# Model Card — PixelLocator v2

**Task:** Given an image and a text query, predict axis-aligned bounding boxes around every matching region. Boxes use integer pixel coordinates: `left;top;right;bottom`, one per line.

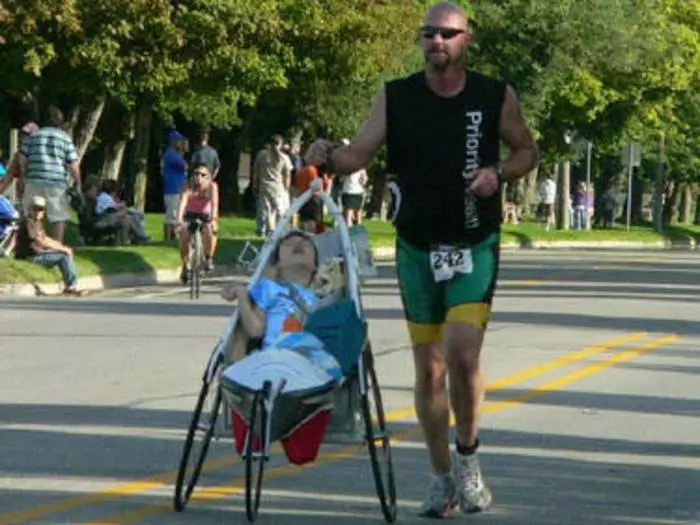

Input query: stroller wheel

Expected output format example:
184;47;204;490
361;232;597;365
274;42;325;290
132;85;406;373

361;346;398;523
174;356;223;512
245;386;269;522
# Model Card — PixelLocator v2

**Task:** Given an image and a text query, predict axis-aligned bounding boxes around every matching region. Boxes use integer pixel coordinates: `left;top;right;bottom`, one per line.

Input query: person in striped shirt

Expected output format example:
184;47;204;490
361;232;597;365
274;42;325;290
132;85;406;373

18;106;81;243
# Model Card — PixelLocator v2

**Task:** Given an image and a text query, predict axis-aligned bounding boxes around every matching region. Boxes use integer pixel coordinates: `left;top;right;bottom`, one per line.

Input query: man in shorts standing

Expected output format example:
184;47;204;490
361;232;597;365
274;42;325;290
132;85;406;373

18;107;81;243
307;1;539;517
162;131;188;241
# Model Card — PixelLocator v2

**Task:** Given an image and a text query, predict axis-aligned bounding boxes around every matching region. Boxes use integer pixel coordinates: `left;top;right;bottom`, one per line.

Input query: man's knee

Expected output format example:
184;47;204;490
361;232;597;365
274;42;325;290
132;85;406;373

444;319;485;373
413;341;447;395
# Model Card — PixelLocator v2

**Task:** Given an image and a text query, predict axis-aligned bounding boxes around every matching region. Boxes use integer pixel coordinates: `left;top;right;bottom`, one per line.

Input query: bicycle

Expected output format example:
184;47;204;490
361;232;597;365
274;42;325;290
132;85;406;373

184;212;211;300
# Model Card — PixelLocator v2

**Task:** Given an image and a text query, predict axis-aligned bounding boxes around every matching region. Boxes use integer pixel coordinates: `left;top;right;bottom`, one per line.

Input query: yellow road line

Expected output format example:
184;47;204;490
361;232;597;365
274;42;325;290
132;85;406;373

383;332;648;421
0;332;650;524
86;333;679;525
487;334;681;412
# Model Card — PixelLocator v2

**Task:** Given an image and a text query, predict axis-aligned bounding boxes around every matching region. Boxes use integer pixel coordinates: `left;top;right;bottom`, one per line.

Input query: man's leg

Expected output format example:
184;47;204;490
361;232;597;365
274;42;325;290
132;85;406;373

34;251;79;291
443;235;500;514
396;236;456;517
50;221;66;243
44;187;70;243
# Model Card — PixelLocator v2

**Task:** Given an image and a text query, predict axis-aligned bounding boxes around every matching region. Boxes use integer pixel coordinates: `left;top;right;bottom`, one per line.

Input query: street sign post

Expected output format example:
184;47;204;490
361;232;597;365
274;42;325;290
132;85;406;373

622;142;641;231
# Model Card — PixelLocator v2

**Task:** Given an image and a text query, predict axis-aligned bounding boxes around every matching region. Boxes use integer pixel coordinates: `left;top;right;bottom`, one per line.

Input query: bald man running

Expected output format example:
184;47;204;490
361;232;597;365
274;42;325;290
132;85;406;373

308;2;539;517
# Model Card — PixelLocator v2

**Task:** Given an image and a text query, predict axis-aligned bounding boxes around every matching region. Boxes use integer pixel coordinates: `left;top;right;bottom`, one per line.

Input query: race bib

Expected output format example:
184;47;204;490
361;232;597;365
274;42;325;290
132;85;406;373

429;246;473;282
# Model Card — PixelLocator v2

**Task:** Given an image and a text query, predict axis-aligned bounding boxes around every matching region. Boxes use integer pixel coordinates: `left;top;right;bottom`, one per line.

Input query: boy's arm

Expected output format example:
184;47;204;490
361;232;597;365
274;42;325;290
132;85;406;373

236;288;266;338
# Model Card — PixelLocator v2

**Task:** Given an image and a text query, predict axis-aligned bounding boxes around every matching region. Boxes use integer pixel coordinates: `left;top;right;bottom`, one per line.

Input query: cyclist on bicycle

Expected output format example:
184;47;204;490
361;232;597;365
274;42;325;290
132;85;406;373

177;163;219;284
221;230;319;350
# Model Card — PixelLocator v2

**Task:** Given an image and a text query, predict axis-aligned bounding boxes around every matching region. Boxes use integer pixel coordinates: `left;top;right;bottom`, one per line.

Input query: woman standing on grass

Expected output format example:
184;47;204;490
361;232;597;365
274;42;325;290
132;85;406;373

176;164;219;283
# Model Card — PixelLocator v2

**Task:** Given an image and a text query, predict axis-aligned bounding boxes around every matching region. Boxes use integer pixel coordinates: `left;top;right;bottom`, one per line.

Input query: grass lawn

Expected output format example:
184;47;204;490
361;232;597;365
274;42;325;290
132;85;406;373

0;213;695;285
0;213;398;285
500;222;666;244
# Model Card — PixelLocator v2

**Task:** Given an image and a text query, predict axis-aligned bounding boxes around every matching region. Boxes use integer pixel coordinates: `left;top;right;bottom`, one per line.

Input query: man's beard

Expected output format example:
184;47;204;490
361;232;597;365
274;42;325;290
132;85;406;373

425;47;464;71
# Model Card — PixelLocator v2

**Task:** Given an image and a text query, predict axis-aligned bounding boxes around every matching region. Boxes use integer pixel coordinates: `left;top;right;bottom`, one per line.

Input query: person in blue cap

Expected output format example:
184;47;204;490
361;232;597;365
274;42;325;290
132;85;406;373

162;130;188;241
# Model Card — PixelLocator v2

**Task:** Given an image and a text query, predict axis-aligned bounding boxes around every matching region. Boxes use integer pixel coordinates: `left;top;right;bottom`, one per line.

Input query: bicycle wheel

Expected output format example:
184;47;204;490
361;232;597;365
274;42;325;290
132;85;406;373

190;230;202;300
173;356;223;512
245;387;268;522
360;345;397;523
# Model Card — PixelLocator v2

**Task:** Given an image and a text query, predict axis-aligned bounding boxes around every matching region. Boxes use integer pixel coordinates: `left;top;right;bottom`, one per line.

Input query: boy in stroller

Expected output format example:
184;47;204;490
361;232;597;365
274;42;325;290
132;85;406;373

221;229;321;349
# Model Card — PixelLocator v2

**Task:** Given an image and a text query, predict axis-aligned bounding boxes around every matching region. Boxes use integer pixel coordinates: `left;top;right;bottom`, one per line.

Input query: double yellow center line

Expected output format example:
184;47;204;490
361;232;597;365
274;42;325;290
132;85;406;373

0;331;679;524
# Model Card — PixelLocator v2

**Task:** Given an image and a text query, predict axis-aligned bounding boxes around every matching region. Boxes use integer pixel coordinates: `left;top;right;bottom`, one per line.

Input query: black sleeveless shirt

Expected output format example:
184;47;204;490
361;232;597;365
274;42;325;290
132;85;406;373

385;70;507;249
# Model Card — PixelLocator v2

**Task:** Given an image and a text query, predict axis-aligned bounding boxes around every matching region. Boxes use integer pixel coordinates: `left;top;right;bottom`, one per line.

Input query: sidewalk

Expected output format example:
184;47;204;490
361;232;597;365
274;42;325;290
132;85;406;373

1;239;695;297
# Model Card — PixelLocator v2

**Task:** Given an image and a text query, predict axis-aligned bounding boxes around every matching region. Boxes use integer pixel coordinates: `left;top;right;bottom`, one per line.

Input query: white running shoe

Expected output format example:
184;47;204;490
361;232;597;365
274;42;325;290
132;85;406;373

418;473;458;519
454;451;493;513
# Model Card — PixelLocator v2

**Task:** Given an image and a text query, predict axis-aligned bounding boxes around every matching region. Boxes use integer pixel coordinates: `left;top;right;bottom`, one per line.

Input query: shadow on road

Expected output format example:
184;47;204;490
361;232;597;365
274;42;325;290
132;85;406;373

1;415;698;524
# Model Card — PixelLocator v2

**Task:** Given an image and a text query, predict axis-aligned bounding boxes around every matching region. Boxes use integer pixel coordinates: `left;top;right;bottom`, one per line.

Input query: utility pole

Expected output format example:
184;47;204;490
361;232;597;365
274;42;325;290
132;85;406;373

653;133;666;234
585;141;592;230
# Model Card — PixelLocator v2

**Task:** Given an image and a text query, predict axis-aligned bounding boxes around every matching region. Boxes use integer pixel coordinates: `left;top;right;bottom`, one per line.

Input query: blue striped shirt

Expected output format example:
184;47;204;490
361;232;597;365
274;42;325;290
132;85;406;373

21;127;78;187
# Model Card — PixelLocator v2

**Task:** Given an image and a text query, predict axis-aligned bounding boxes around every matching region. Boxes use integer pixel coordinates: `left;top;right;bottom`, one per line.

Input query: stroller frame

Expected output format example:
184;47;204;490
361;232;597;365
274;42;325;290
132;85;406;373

173;178;397;523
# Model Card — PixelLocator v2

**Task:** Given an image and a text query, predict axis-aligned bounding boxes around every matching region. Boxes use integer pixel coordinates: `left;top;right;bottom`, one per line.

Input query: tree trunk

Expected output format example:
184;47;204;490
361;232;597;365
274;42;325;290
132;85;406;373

65;96;107;161
130;100;153;212
522;167;538;219
631;170;646;223
218;127;247;213
667;182;682;224
694;189;700;225
557;161;570;230
679;183;693;224
99;101;134;181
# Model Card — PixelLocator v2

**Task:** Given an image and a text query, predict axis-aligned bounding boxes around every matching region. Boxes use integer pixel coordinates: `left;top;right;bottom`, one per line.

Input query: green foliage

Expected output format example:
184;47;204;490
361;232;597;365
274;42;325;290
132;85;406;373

2;0;700;188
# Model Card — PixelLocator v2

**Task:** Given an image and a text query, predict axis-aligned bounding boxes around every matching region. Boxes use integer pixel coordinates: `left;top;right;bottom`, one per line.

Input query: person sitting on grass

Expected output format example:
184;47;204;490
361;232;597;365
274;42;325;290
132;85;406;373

177;163;219;283
14;195;86;296
96;179;150;243
221;230;320;350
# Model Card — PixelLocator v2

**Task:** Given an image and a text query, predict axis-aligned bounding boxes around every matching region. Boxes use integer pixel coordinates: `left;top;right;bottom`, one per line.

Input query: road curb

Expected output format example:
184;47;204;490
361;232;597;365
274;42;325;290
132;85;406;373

0;241;694;297
0;268;182;297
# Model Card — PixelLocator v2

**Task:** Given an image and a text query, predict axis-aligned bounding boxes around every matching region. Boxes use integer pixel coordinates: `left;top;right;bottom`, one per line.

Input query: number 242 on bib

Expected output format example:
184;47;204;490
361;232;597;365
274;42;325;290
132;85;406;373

429;247;473;282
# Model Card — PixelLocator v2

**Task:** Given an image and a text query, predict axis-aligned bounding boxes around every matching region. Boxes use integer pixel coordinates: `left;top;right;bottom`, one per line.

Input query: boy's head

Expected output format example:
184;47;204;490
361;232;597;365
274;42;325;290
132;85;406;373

272;230;319;284
101;179;120;195
83;175;101;198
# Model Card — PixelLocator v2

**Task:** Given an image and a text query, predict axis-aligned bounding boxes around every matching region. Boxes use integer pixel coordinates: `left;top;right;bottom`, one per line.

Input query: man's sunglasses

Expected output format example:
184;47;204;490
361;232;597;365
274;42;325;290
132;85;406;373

420;26;465;40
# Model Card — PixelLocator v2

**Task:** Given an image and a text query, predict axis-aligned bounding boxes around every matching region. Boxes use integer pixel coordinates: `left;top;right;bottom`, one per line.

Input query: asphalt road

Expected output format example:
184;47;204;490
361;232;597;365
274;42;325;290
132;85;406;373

0;249;699;524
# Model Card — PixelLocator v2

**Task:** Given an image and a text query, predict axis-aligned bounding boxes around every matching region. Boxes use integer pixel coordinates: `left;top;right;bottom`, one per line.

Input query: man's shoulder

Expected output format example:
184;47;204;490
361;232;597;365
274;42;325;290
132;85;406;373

467;70;509;101
385;71;424;91
38;127;73;142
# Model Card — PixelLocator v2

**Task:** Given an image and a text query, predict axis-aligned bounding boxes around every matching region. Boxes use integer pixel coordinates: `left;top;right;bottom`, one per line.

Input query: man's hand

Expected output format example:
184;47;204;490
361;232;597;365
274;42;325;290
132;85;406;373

304;139;335;166
465;167;500;198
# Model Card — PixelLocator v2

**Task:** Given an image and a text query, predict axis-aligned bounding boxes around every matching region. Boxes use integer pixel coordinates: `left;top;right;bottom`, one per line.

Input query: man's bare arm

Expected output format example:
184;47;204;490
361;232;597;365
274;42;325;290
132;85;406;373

69;162;82;188
35;229;71;254
330;88;387;175
498;85;539;181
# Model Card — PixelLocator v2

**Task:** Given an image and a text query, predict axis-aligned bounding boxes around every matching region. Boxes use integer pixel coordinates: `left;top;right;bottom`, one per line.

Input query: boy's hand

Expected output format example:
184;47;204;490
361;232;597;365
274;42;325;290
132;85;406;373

221;284;248;302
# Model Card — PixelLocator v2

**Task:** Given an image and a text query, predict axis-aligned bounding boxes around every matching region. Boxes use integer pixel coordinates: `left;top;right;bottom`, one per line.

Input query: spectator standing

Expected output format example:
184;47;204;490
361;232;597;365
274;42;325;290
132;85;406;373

190;130;221;179
537;173;557;231
251;135;293;236
0;122;39;199
572;181;587;230
339;140;368;226
162;130;188;241
18;108;81;243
